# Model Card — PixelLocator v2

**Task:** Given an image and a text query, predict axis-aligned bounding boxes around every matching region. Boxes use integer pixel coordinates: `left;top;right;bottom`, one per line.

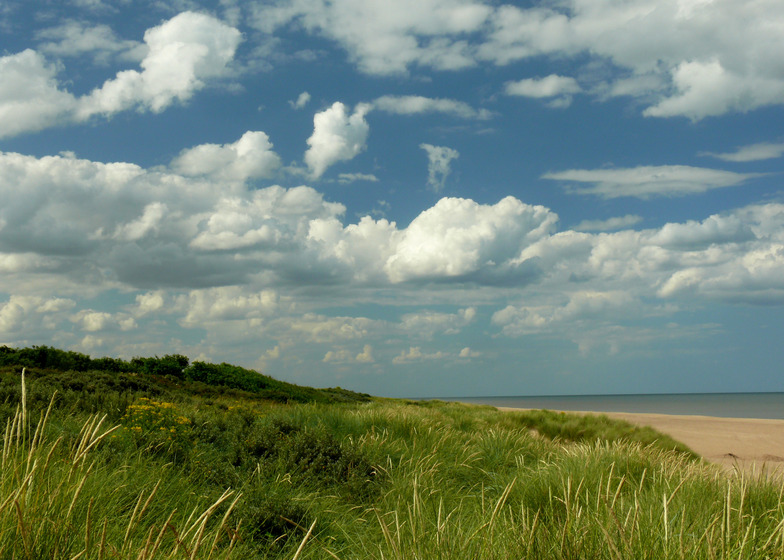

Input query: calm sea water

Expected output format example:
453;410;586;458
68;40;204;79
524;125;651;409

440;393;784;419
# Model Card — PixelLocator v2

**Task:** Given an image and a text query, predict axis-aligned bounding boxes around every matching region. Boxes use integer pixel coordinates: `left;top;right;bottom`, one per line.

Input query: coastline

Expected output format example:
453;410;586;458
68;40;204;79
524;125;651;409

498;407;784;475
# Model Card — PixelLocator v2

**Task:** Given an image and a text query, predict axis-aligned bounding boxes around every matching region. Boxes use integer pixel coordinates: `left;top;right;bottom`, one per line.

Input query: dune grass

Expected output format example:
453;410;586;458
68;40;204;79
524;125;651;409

3;366;784;559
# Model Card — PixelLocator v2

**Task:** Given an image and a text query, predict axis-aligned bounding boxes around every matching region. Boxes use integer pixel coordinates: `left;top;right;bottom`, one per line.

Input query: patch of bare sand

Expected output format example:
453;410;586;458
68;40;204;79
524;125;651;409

498;407;784;477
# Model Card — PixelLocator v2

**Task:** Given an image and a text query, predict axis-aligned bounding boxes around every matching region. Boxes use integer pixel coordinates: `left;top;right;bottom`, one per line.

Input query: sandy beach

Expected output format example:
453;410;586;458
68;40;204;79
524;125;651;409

500;407;784;476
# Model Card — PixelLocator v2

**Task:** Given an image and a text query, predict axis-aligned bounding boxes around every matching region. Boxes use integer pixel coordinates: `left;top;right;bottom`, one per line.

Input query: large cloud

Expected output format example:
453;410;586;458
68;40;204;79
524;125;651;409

0;50;78;139
2;145;784;374
3;144;784;370
251;0;492;75
0;146;341;292
0;295;76;345
256;0;784;119
384;196;557;282
3;147;784;305
0;12;241;138
490;204;784;355
78;11;241;116
482;1;784;119
1;146;559;292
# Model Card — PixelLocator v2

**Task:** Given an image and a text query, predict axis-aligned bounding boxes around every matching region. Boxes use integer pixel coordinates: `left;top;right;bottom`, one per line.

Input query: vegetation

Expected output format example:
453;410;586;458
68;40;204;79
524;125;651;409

2;346;784;559
0;344;372;404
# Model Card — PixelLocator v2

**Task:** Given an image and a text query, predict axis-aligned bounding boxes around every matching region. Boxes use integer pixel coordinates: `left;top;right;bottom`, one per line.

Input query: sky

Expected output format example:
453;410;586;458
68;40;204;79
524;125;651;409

1;0;783;398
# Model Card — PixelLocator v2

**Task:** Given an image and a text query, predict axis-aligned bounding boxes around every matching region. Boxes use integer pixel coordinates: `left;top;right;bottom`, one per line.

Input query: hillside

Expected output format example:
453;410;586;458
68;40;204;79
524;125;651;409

2;346;783;559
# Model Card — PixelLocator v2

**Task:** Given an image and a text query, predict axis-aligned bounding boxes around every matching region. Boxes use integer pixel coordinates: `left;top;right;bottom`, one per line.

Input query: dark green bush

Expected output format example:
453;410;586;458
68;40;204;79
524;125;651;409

131;354;190;379
0;345;372;405
240;486;311;545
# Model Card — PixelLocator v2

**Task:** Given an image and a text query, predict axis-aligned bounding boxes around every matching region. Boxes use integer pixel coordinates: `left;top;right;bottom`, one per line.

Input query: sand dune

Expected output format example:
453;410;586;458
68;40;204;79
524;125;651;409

500;407;784;476
600;411;784;474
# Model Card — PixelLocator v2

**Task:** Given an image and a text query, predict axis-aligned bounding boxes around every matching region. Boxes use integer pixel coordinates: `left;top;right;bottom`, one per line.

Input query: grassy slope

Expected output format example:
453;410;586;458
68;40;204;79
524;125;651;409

2;350;784;559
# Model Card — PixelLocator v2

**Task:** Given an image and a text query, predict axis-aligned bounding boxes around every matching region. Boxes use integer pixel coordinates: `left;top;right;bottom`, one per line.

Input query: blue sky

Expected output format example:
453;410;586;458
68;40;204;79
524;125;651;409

1;0;783;398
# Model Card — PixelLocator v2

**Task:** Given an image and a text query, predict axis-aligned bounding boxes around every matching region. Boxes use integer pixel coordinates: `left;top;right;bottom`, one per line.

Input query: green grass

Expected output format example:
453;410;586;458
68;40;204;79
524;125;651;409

2;358;784;559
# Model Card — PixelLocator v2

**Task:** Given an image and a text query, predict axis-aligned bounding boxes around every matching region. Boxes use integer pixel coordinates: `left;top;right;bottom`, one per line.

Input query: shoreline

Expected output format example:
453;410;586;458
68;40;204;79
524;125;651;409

497;407;784;475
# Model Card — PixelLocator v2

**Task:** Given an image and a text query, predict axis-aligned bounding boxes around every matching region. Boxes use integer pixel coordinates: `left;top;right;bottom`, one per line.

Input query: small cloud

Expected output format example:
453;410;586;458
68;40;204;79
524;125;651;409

699;142;784;162
368;199;391;219
323;349;353;363
323;344;374;364
458;347;481;358
392;346;423;364
171;131;281;182
289;91;311;110
373;95;492;120
338;172;379;184
543;165;760;199
257;345;282;370
392;346;446;364
505;74;581;108
574;215;643;232
305;102;371;179
134;291;166;316
356;344;374;363
420;143;459;192
36;20;144;64
79;334;104;352
545;96;574;109
400;307;476;338
70;309;136;332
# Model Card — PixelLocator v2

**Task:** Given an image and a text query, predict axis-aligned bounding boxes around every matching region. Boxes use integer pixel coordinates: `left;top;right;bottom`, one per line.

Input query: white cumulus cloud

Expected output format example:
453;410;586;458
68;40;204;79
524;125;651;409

385;196;557;282
0;12;241;139
0;50;78;138
256;0;784;119
400;307;476;337
171;131;282;182
392;346;447;364
505;74;581;108
77;11;242;117
323;344;374;364
252;0;492;75
642;59;784;121
459;347;481;358
305;102;371;178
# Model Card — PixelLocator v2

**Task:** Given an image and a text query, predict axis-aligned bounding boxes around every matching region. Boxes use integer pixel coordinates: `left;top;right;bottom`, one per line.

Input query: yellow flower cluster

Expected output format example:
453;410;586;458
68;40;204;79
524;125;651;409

121;397;191;442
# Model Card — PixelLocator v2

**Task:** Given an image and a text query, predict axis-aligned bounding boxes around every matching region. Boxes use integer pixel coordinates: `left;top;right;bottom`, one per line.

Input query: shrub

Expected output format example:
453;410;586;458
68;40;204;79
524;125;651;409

131;354;190;379
119;397;192;459
240;486;311;546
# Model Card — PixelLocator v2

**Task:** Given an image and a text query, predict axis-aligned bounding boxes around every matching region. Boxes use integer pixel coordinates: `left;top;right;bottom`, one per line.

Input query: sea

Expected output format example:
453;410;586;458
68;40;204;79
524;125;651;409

438;393;784;420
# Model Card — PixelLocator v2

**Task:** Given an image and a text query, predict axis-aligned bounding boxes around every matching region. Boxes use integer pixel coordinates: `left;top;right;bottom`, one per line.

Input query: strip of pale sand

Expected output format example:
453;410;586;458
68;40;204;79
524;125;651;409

498;407;784;476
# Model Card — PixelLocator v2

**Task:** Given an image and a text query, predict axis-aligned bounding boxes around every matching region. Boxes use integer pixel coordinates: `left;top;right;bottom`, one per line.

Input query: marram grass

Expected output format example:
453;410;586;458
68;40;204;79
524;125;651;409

3;368;784;559
0;371;250;559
